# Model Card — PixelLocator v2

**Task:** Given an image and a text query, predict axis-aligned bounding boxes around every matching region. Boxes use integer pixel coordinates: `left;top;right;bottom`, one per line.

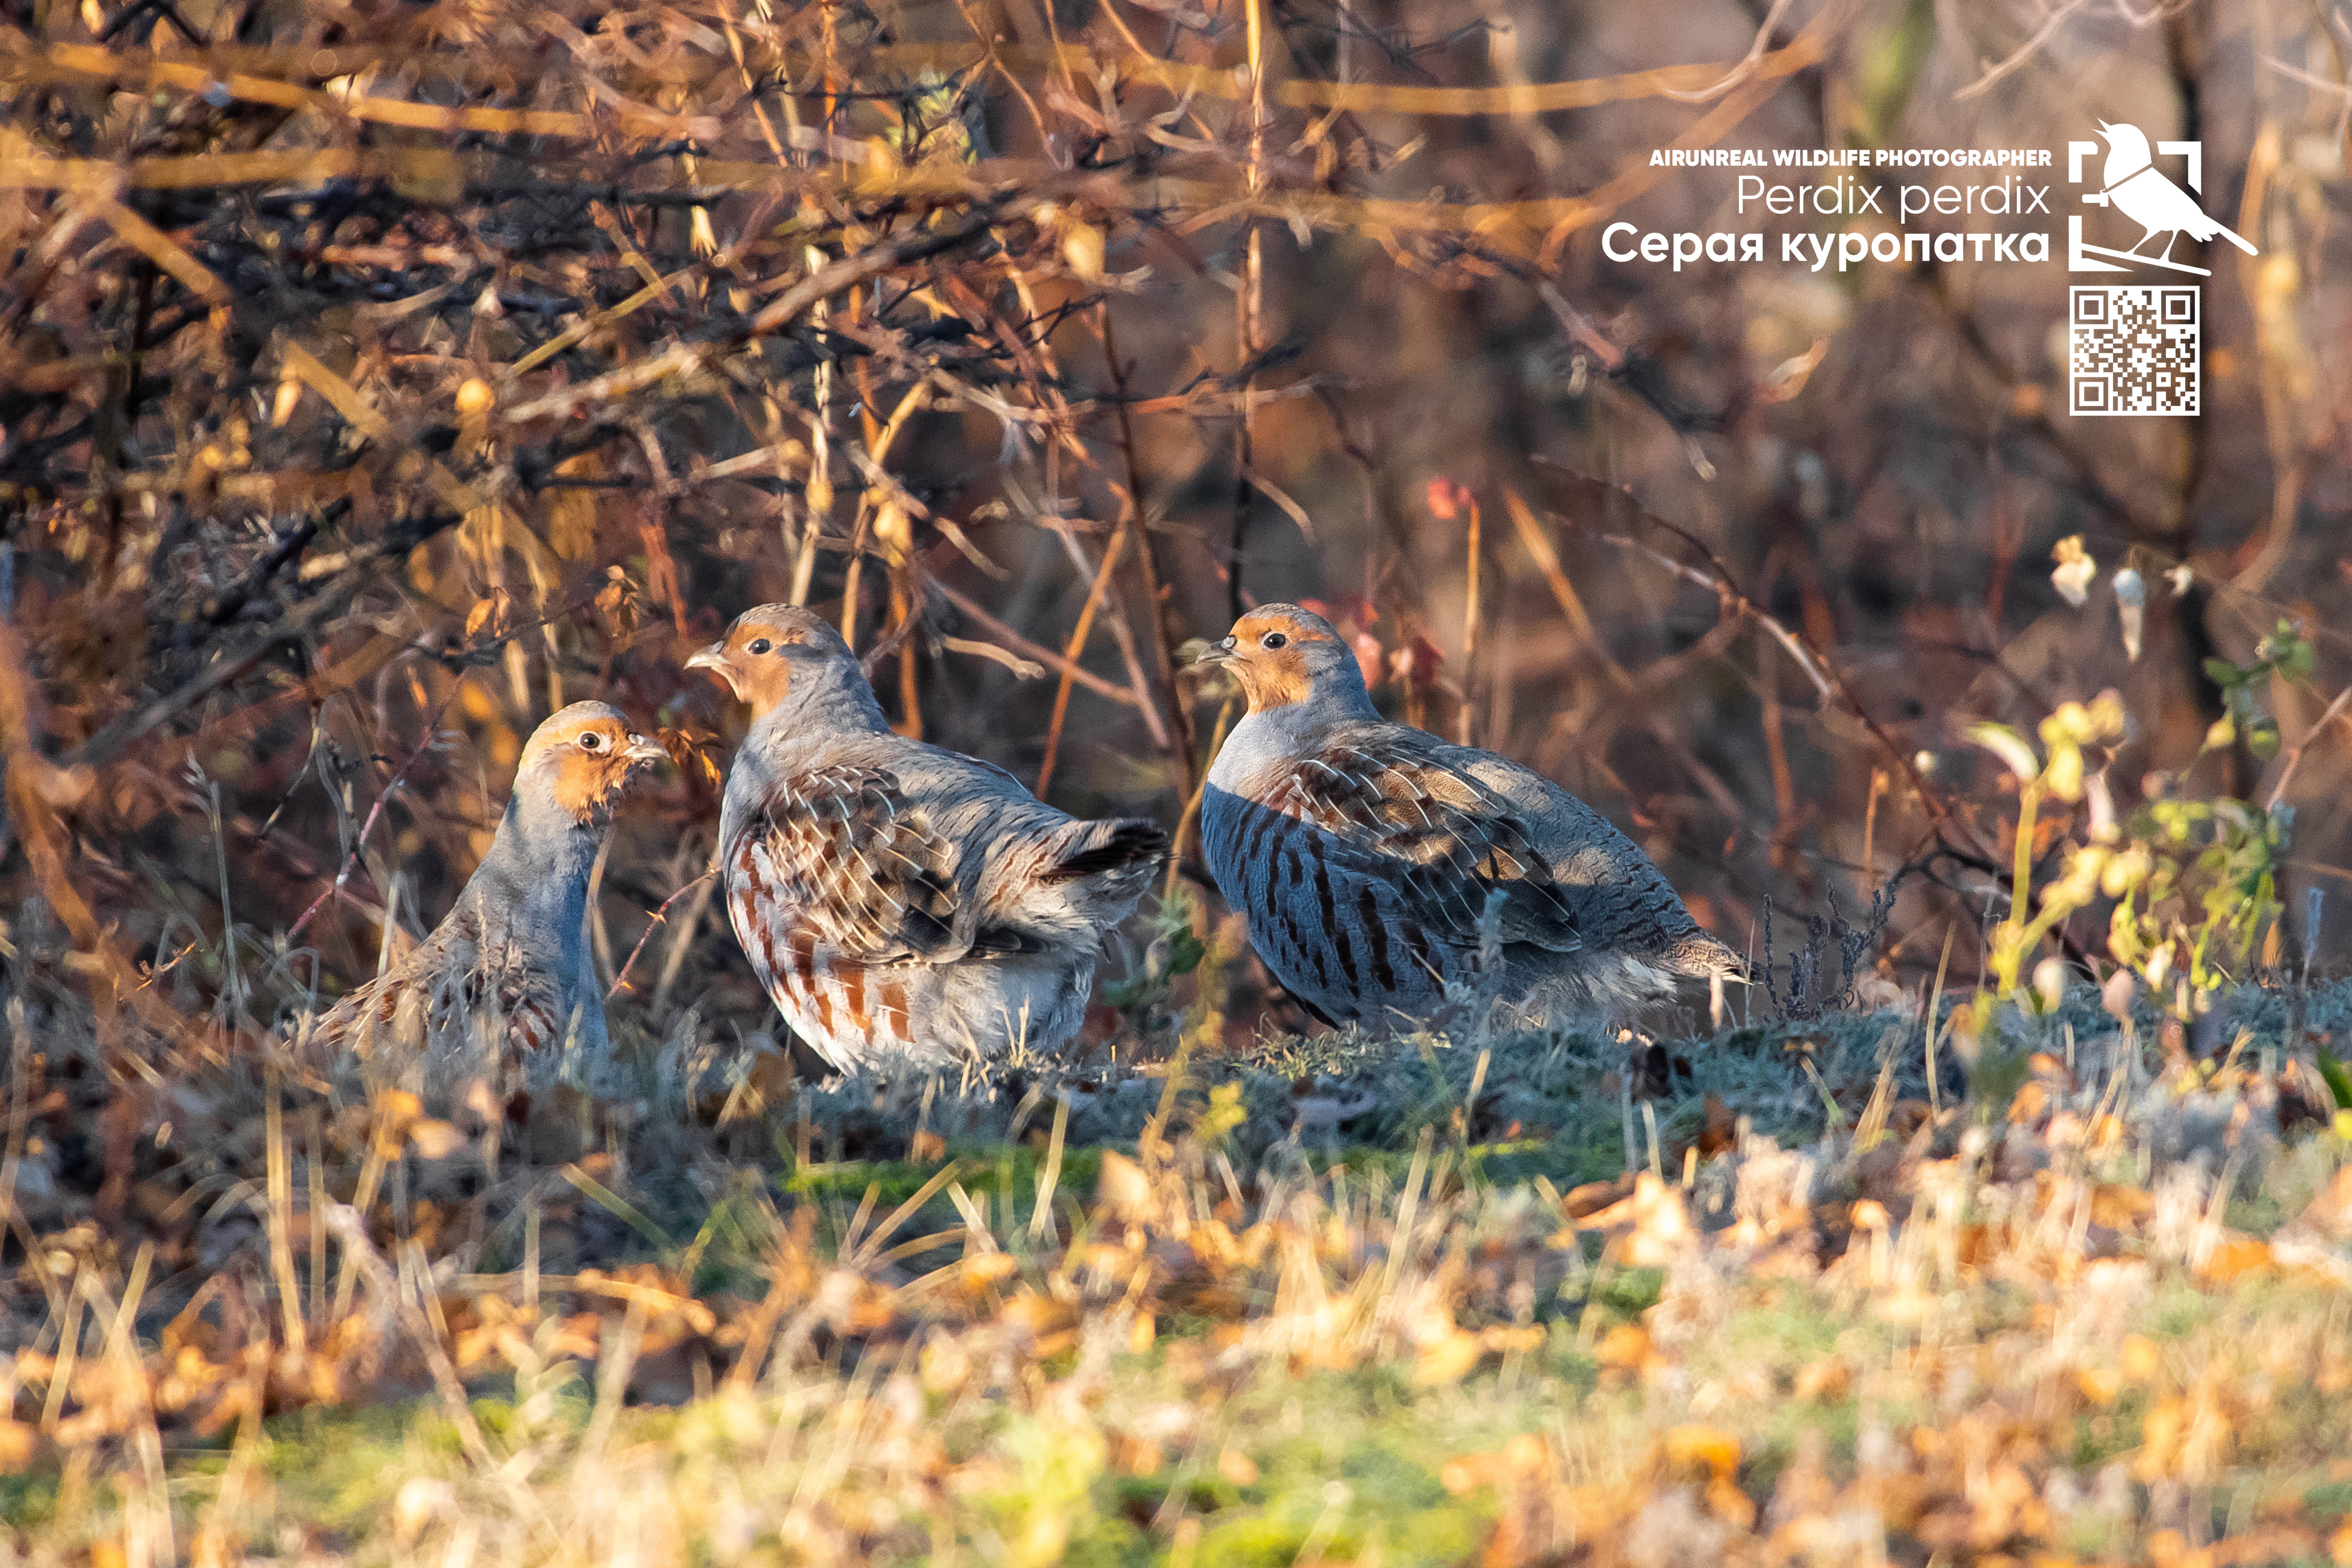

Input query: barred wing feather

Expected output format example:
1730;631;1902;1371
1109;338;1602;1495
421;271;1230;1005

732;763;964;965
1268;742;1582;953
313;909;567;1056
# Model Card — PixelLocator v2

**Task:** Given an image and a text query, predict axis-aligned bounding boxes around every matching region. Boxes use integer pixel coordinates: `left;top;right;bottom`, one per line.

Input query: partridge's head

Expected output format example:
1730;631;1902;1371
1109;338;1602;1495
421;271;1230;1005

518;701;666;825
1197;604;1364;714
684;604;858;719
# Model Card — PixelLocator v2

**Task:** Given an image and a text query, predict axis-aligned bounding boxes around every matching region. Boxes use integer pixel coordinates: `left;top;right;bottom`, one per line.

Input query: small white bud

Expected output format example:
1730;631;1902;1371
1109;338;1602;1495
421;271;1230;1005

2033;956;2067;1015
2100;968;2137;1021
2114;567;2145;662
2051;535;2096;607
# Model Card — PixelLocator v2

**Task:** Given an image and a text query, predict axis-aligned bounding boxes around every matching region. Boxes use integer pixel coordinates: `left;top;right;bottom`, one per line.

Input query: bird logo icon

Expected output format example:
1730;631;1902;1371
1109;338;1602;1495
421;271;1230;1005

2068;122;2256;276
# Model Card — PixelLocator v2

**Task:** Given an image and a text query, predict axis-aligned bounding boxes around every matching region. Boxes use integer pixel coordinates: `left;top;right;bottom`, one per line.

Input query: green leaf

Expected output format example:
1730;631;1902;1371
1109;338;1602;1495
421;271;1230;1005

1196;1081;1249;1147
2249;722;2281;761
2317;1047;2352;1113
2202;713;2236;753
2202;657;2246;689
1166;925;1206;979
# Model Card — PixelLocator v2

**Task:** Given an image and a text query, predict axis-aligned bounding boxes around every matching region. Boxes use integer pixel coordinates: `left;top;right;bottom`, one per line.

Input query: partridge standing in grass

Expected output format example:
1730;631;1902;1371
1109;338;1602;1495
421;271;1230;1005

1198;605;1741;1027
309;702;667;1061
688;604;1169;1073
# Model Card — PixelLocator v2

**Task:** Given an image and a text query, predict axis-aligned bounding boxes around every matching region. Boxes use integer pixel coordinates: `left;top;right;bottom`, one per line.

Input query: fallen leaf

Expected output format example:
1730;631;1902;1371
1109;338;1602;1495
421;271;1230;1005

393;1478;455;1546
959;1252;1018;1286
2197;1234;2270;1284
1793;1357;1849;1403
1096;1150;1153;1223
1412;1329;1485;1385
408;1119;467;1160
1664;1424;1740;1483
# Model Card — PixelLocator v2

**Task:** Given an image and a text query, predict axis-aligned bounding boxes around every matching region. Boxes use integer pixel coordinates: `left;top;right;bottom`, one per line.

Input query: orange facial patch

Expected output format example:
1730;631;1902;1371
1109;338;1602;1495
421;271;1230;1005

1227;610;1330;712
712;619;812;716
541;721;649;822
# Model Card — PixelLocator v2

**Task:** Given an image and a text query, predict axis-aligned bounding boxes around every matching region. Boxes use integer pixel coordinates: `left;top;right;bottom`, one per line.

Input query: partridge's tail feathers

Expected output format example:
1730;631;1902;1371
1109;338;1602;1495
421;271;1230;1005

1007;816;1169;939
1040;818;1171;884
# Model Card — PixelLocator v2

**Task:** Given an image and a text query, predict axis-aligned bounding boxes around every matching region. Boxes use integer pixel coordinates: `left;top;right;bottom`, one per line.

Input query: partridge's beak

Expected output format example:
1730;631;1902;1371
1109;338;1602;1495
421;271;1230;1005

1196;636;1239;665
624;735;668;765
686;641;743;697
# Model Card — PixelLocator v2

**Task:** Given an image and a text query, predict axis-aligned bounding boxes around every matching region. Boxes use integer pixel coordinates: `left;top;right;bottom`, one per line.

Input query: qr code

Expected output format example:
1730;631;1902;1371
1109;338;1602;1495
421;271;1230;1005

2070;287;2199;416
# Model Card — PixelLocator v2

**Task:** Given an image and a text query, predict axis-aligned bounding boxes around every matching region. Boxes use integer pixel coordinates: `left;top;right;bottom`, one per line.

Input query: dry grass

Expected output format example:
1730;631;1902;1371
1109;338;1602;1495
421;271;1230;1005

3;937;2352;1563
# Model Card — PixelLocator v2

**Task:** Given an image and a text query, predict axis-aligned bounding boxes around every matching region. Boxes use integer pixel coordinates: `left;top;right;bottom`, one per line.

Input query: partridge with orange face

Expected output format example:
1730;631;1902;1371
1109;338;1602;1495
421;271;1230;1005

689;604;1169;1073
1199;605;1740;1025
310;701;666;1061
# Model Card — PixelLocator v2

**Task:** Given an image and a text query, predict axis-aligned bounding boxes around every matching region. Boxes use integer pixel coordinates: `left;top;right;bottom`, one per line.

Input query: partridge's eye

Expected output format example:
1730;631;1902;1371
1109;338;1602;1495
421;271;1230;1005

1261;632;1289;650
579;732;605;751
747;638;773;656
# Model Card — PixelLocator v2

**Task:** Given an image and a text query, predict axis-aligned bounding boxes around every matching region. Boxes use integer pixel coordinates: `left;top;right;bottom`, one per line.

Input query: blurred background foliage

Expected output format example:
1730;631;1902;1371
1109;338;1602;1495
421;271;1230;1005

0;0;2348;1062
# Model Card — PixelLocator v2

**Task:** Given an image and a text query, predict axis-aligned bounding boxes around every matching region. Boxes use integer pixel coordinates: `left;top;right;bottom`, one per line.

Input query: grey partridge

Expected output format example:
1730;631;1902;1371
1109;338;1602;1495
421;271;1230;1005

688;604;1168;1072
1198;604;1740;1026
309;701;665;1062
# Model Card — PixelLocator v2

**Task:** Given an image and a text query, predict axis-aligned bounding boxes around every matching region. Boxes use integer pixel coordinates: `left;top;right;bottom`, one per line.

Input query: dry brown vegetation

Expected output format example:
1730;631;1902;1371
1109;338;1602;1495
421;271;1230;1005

0;1008;2348;1566
5;0;2352;1558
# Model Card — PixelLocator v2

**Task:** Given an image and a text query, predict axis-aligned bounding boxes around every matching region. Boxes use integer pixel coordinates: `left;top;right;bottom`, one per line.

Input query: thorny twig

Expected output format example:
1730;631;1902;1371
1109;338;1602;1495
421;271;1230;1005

608;869;720;1001
285;696;460;944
